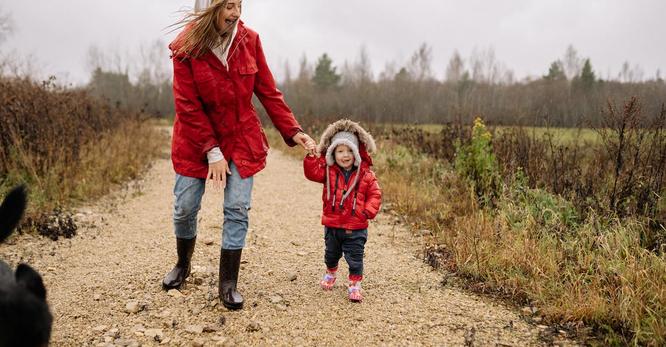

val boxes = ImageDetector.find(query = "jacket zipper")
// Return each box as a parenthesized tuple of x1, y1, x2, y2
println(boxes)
(228, 30, 248, 63)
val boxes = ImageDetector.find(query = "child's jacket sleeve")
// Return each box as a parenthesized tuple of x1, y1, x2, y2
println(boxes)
(362, 170, 382, 220)
(303, 155, 326, 183)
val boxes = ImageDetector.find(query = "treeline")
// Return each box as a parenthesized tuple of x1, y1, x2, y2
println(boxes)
(277, 45, 666, 127)
(87, 67, 173, 117)
(83, 41, 665, 128)
(85, 42, 174, 118)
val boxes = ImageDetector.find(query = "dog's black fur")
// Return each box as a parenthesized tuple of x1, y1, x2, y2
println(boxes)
(0, 186, 53, 347)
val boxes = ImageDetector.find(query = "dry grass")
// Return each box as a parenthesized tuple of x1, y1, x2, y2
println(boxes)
(0, 76, 168, 220)
(266, 124, 666, 345)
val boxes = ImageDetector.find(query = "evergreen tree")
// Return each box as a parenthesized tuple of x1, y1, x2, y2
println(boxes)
(394, 67, 410, 82)
(580, 58, 596, 90)
(312, 53, 340, 90)
(544, 60, 566, 81)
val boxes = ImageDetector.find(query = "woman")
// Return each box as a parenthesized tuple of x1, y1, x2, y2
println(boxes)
(163, 0, 316, 311)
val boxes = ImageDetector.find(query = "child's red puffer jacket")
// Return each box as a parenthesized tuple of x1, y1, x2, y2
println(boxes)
(303, 119, 382, 230)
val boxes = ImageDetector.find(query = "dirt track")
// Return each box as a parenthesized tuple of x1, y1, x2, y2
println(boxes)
(0, 131, 575, 346)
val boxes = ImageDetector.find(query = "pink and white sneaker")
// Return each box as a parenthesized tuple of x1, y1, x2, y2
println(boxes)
(348, 282, 363, 302)
(320, 273, 336, 290)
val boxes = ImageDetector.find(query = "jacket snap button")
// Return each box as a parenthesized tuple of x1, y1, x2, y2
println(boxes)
(241, 160, 247, 165)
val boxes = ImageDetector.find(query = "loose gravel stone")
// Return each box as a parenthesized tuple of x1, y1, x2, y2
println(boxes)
(246, 320, 262, 332)
(124, 301, 142, 314)
(185, 325, 204, 334)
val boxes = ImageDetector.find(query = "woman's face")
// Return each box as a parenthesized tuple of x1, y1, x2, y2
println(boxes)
(217, 0, 242, 34)
(334, 144, 355, 170)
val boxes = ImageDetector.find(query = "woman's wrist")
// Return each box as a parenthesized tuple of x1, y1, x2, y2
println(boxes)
(207, 147, 225, 164)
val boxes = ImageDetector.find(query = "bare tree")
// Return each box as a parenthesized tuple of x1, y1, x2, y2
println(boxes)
(136, 40, 170, 84)
(502, 68, 515, 85)
(86, 44, 130, 76)
(469, 47, 510, 84)
(340, 60, 354, 86)
(0, 6, 12, 45)
(445, 50, 465, 83)
(86, 45, 106, 73)
(296, 54, 312, 82)
(406, 42, 433, 81)
(619, 61, 632, 82)
(378, 61, 398, 81)
(631, 64, 644, 82)
(618, 61, 645, 83)
(282, 59, 292, 84)
(563, 44, 582, 80)
(342, 46, 373, 86)
(354, 45, 373, 83)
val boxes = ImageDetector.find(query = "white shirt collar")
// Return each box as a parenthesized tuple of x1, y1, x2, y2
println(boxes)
(211, 21, 239, 69)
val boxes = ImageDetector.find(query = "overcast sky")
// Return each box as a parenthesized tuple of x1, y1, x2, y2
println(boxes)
(1, 0, 665, 85)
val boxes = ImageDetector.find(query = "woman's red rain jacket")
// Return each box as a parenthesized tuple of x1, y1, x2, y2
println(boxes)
(169, 21, 301, 179)
(303, 152, 382, 230)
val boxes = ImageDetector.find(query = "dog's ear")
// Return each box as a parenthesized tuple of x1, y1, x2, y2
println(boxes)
(15, 264, 47, 301)
(0, 185, 27, 243)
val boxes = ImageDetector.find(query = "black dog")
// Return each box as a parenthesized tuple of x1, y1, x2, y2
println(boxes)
(0, 186, 53, 347)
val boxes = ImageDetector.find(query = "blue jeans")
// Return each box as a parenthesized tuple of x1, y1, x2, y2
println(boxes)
(173, 161, 253, 250)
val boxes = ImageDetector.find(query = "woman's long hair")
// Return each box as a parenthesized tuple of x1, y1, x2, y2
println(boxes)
(170, 0, 233, 58)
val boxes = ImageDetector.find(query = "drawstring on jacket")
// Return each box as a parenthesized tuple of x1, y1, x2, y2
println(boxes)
(351, 187, 359, 215)
(332, 173, 340, 211)
(325, 164, 362, 212)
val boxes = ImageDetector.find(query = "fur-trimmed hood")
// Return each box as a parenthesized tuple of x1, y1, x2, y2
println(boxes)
(316, 119, 377, 158)
(312, 119, 378, 216)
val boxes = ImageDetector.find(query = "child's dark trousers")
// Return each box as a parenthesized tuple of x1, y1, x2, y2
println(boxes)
(324, 227, 367, 277)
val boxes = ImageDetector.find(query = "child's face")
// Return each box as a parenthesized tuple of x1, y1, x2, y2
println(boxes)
(334, 144, 355, 170)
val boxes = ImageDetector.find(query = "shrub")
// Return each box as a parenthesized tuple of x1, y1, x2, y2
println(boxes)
(454, 117, 501, 206)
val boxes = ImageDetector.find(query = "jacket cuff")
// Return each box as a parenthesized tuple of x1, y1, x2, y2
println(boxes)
(207, 147, 225, 163)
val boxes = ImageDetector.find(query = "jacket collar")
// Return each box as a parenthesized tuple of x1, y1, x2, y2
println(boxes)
(199, 20, 249, 72)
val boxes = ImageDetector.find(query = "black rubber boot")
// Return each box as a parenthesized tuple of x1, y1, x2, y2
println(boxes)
(162, 237, 196, 290)
(219, 248, 244, 310)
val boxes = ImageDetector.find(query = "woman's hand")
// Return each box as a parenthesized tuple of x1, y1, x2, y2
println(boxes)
(207, 158, 232, 189)
(293, 132, 317, 156)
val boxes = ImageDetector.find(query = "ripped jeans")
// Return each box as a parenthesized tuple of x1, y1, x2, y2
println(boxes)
(172, 161, 253, 250)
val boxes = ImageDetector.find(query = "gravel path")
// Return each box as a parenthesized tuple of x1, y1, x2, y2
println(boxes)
(0, 135, 576, 346)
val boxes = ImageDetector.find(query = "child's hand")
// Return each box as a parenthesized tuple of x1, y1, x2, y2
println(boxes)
(293, 132, 317, 156)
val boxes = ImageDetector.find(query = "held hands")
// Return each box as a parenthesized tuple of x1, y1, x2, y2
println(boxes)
(207, 158, 232, 190)
(292, 131, 317, 156)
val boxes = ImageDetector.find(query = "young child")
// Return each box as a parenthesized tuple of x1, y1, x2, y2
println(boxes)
(303, 119, 382, 302)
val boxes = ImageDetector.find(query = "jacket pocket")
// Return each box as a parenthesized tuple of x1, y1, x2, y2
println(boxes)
(237, 61, 258, 96)
(243, 120, 269, 160)
(238, 62, 258, 75)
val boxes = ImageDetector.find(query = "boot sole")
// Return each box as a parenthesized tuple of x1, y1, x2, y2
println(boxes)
(162, 275, 189, 290)
(162, 282, 183, 290)
(223, 301, 244, 310)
